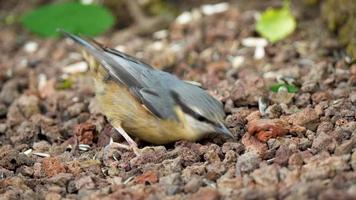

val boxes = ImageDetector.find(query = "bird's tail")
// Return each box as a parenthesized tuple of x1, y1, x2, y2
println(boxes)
(59, 30, 110, 81)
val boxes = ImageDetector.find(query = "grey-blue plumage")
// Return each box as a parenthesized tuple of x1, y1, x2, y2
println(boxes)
(62, 31, 225, 125)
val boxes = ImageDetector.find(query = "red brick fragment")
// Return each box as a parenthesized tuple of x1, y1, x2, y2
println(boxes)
(74, 122, 96, 144)
(247, 118, 289, 142)
(42, 157, 66, 177)
(134, 170, 159, 184)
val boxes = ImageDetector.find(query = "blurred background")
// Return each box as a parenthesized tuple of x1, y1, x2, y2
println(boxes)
(0, 0, 354, 54)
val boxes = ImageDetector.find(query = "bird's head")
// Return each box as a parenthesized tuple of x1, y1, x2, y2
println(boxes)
(183, 112, 234, 139)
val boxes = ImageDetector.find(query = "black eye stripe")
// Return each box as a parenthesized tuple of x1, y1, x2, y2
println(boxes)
(195, 114, 208, 122)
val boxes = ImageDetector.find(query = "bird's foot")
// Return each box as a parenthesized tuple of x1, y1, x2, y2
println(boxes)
(104, 137, 141, 157)
(114, 126, 141, 156)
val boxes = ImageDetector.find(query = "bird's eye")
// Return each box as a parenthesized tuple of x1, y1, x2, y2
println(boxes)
(196, 115, 207, 122)
(195, 114, 214, 124)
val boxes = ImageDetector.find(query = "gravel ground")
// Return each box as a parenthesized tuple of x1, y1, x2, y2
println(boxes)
(0, 2, 355, 200)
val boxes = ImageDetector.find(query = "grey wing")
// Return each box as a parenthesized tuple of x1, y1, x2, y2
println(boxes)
(104, 51, 180, 121)
(138, 88, 177, 120)
(106, 47, 225, 122)
(62, 32, 220, 122)
(104, 50, 225, 123)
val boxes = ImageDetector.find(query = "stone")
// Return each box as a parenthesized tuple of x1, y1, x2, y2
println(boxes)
(236, 151, 261, 175)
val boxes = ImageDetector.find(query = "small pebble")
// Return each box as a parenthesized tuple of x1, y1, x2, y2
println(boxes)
(62, 61, 88, 74)
(236, 151, 261, 175)
(201, 2, 229, 15)
(23, 41, 39, 53)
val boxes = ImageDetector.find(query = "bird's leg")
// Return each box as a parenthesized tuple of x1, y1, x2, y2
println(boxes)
(115, 126, 140, 155)
(107, 137, 131, 150)
(106, 126, 140, 156)
(103, 137, 129, 161)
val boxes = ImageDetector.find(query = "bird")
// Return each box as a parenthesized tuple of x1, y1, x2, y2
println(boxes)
(61, 31, 233, 155)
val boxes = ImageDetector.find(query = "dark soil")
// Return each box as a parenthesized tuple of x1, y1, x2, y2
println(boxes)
(0, 1, 355, 200)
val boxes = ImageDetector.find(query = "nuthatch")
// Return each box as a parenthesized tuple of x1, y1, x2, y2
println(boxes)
(62, 31, 233, 155)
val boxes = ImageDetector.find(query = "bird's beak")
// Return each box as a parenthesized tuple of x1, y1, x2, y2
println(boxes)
(215, 122, 235, 139)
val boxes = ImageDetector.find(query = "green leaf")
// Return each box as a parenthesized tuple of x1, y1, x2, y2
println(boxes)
(21, 2, 115, 37)
(270, 83, 298, 93)
(256, 5, 296, 43)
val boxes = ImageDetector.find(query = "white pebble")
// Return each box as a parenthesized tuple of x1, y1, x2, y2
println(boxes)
(62, 61, 88, 74)
(191, 8, 202, 21)
(61, 73, 69, 80)
(231, 56, 245, 69)
(201, 2, 229, 15)
(153, 30, 168, 40)
(278, 86, 288, 93)
(114, 45, 126, 52)
(242, 37, 267, 60)
(170, 42, 184, 53)
(68, 52, 83, 60)
(242, 37, 268, 47)
(37, 73, 47, 91)
(23, 149, 32, 156)
(254, 45, 265, 60)
(24, 41, 38, 53)
(80, 0, 94, 5)
(20, 58, 28, 67)
(33, 152, 50, 157)
(72, 97, 79, 102)
(150, 41, 164, 51)
(263, 71, 279, 79)
(176, 11, 192, 25)
(184, 80, 202, 87)
(258, 97, 268, 116)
